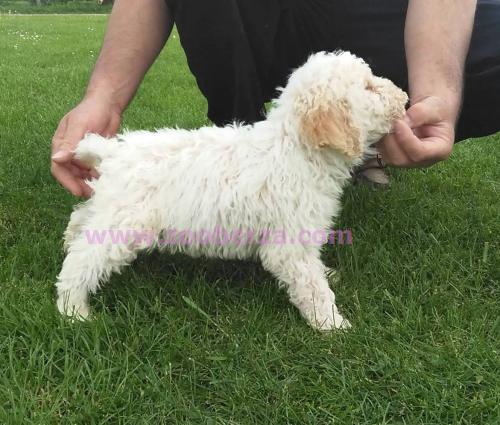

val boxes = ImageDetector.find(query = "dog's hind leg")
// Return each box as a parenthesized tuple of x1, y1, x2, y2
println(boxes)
(259, 245, 350, 331)
(63, 204, 92, 253)
(56, 210, 157, 320)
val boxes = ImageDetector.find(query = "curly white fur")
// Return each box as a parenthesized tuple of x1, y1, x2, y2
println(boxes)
(56, 51, 408, 330)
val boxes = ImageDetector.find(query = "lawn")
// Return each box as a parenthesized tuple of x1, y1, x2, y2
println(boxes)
(0, 1, 111, 14)
(0, 14, 499, 424)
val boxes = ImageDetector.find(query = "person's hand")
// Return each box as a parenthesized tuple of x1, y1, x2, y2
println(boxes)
(378, 96, 456, 168)
(51, 96, 121, 197)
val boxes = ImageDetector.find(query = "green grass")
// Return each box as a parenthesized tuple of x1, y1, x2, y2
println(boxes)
(0, 1, 111, 14)
(1, 14, 499, 424)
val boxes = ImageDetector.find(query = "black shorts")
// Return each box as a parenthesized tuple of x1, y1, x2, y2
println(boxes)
(166, 0, 500, 141)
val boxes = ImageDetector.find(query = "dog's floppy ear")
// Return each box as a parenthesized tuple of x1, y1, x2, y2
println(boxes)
(298, 98, 362, 159)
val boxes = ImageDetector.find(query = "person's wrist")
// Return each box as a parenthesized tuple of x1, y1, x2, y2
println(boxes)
(84, 82, 126, 116)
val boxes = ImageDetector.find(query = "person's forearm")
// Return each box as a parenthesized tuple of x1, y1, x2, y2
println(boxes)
(85, 0, 173, 112)
(405, 0, 477, 123)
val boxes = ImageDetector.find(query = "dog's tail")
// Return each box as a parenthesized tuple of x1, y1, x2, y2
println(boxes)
(74, 133, 121, 168)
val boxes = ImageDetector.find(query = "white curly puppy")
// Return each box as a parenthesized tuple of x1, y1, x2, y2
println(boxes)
(56, 51, 408, 330)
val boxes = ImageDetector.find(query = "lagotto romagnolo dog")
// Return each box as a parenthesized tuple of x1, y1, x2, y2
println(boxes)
(56, 51, 408, 330)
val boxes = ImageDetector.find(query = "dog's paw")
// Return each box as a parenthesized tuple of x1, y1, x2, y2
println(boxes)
(311, 313, 351, 332)
(333, 315, 351, 330)
(296, 295, 351, 331)
(57, 293, 90, 321)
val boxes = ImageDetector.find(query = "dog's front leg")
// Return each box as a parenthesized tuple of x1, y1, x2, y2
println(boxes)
(259, 245, 350, 331)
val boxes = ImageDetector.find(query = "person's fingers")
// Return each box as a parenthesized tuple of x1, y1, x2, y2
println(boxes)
(69, 167, 94, 189)
(67, 162, 87, 178)
(51, 149, 74, 163)
(51, 162, 83, 197)
(377, 133, 408, 167)
(74, 175, 93, 199)
(71, 158, 90, 168)
(405, 97, 444, 129)
(51, 162, 93, 198)
(71, 158, 99, 179)
(78, 180, 93, 199)
(393, 120, 450, 166)
(420, 134, 453, 162)
(52, 118, 75, 163)
(393, 120, 428, 161)
(52, 123, 77, 162)
(89, 168, 99, 179)
(51, 98, 123, 197)
(71, 158, 91, 171)
(381, 96, 455, 168)
(392, 120, 432, 165)
(52, 114, 89, 162)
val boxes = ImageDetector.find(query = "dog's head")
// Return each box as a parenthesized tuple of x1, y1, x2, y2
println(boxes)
(275, 51, 408, 161)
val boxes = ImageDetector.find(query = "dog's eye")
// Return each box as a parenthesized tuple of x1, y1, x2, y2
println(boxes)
(365, 80, 378, 93)
(365, 80, 384, 97)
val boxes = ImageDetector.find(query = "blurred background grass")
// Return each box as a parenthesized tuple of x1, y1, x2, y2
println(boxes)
(0, 0, 111, 14)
